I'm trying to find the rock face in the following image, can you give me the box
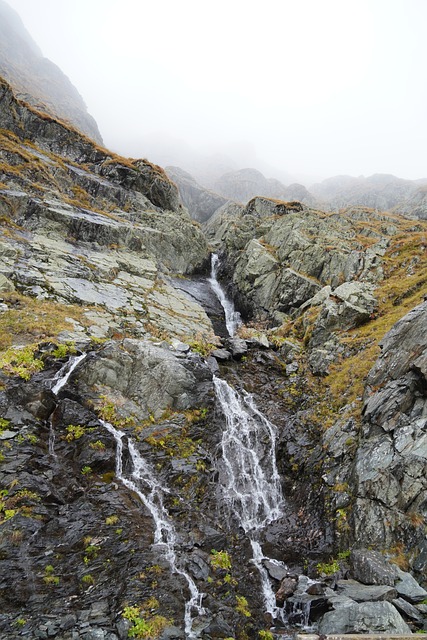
[0,0,103,144]
[0,75,214,343]
[207,197,391,328]
[353,301,427,568]
[165,166,228,222]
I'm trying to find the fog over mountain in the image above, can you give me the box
[4,0,427,183]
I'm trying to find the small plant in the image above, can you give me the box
[81,466,92,476]
[235,594,251,617]
[105,514,119,525]
[259,631,274,640]
[43,564,59,586]
[316,559,340,575]
[81,574,95,585]
[64,424,86,441]
[210,549,232,571]
[90,440,106,451]
[122,604,170,639]
[14,618,26,627]
[52,343,76,358]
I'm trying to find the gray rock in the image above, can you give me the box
[336,579,397,602]
[351,549,397,586]
[393,596,424,621]
[318,600,412,634]
[0,273,15,292]
[211,348,232,361]
[262,559,288,581]
[229,337,247,358]
[394,566,427,603]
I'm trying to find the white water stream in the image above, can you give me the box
[214,376,286,623]
[208,253,241,337]
[49,353,87,456]
[101,420,205,638]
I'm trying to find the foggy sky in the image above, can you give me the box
[5,0,427,183]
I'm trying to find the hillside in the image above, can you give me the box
[0,0,102,144]
[0,57,426,640]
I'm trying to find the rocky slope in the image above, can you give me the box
[0,57,427,640]
[0,0,102,144]
[0,76,214,345]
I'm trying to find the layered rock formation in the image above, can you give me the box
[0,0,102,144]
[0,76,214,344]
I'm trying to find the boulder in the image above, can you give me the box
[336,579,397,602]
[318,600,412,634]
[351,549,397,586]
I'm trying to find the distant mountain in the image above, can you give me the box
[165,166,228,222]
[311,173,427,218]
[0,0,103,143]
[213,167,287,203]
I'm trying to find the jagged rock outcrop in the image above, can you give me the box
[0,0,103,144]
[0,75,214,343]
[165,166,228,222]
[353,301,427,572]
[207,197,395,331]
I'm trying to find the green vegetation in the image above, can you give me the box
[210,549,232,571]
[64,424,86,442]
[122,600,170,639]
[0,344,44,380]
[235,594,251,617]
[316,559,340,575]
[43,564,59,586]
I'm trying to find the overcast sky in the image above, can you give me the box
[5,0,427,182]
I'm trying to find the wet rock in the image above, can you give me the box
[262,559,288,582]
[336,579,397,602]
[276,577,297,605]
[75,339,213,421]
[318,600,412,634]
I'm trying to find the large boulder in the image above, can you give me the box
[318,600,411,634]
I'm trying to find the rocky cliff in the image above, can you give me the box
[0,76,214,345]
[165,166,228,223]
[0,0,103,144]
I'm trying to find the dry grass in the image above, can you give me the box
[0,291,88,352]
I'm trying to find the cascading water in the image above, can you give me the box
[213,376,286,623]
[49,353,87,456]
[101,420,205,638]
[208,253,241,337]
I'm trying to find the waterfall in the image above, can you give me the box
[214,376,285,622]
[101,420,205,638]
[208,253,241,337]
[51,353,87,395]
[49,353,87,456]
